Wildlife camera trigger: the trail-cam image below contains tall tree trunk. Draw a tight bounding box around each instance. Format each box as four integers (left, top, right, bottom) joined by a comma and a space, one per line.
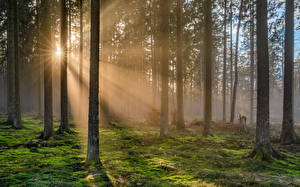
230, 0, 244, 123
152, 0, 158, 108
36, 0, 43, 118
41, 0, 53, 139
7, 0, 15, 125
87, 0, 100, 163
203, 0, 212, 136
7, 0, 22, 128
12, 0, 22, 129
159, 0, 170, 137
79, 0, 83, 116
229, 0, 233, 110
280, 0, 299, 144
176, 0, 184, 129
68, 0, 72, 118
59, 0, 69, 133
250, 0, 255, 124
222, 0, 227, 123
250, 0, 280, 160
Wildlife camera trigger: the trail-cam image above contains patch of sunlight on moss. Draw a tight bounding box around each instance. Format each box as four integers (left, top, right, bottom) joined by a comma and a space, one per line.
221, 148, 250, 156
162, 174, 217, 187
204, 135, 226, 143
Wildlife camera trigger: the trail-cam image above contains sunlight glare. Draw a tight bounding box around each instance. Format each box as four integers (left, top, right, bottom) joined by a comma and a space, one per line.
56, 44, 62, 57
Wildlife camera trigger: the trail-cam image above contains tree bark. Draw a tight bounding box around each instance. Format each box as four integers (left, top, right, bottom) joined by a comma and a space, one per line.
7, 0, 22, 128
12, 0, 22, 129
36, 0, 43, 118
230, 0, 244, 123
59, 0, 69, 133
7, 0, 15, 125
176, 0, 184, 129
250, 0, 281, 160
41, 0, 53, 139
222, 0, 227, 123
280, 0, 299, 144
79, 0, 83, 115
203, 0, 212, 136
159, 0, 170, 137
87, 0, 100, 163
152, 0, 158, 109
250, 0, 255, 124
229, 0, 233, 111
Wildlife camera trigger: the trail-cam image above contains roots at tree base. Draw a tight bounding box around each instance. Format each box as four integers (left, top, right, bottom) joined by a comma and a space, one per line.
249, 144, 284, 161
280, 129, 300, 145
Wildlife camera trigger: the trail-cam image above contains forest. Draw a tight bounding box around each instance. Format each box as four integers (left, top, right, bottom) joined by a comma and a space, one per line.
0, 0, 299, 186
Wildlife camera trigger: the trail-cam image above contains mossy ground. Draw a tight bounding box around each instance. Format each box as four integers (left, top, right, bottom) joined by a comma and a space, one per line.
0, 116, 299, 186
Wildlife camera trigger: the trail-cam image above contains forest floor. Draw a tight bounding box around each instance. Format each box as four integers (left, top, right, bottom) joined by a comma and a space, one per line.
0, 116, 299, 186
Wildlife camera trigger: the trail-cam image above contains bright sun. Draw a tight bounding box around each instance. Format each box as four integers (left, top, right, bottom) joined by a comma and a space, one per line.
56, 45, 62, 56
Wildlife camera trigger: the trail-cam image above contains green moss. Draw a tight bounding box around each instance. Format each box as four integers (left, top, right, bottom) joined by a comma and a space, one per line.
1, 117, 300, 186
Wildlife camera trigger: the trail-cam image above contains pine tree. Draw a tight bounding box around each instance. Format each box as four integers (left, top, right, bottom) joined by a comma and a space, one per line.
41, 0, 53, 139
280, 0, 299, 144
159, 0, 170, 137
87, 0, 100, 163
203, 0, 212, 136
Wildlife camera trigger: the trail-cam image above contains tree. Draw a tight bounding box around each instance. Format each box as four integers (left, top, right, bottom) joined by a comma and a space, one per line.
280, 0, 299, 144
36, 0, 43, 118
7, 0, 15, 125
176, 0, 184, 129
249, 0, 255, 124
203, 0, 212, 136
222, 0, 227, 122
230, 0, 244, 123
151, 0, 158, 109
250, 0, 280, 159
7, 0, 22, 129
59, 0, 70, 133
159, 0, 170, 137
229, 0, 233, 109
41, 0, 53, 139
87, 0, 100, 163
79, 0, 83, 99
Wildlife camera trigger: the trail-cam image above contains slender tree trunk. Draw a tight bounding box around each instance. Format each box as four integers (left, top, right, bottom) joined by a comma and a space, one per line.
41, 0, 53, 139
230, 0, 244, 123
7, 0, 15, 125
79, 0, 83, 114
250, 0, 255, 124
7, 0, 22, 128
159, 0, 170, 137
222, 0, 227, 123
13, 1, 21, 127
35, 0, 43, 118
152, 0, 158, 108
68, 0, 72, 118
250, 0, 280, 160
12, 0, 22, 129
229, 0, 233, 109
176, 0, 184, 129
59, 0, 69, 133
87, 0, 100, 163
280, 0, 299, 144
203, 0, 212, 136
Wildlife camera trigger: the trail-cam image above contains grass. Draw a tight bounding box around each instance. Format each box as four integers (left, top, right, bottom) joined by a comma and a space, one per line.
0, 116, 299, 186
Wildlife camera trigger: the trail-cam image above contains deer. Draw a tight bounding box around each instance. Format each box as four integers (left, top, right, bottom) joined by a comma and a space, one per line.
238, 114, 247, 131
